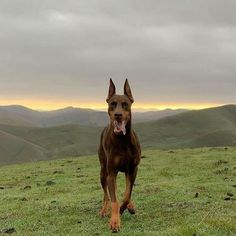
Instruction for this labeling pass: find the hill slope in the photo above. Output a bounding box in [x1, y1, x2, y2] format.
[0, 147, 235, 235]
[136, 104, 236, 149]
[0, 130, 47, 165]
[0, 124, 102, 165]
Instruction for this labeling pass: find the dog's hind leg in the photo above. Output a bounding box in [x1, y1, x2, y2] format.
[120, 168, 138, 215]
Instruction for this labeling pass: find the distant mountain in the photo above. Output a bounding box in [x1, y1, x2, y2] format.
[39, 107, 109, 127]
[136, 104, 236, 149]
[133, 109, 187, 123]
[0, 104, 235, 166]
[0, 105, 41, 126]
[0, 105, 187, 127]
[0, 105, 109, 127]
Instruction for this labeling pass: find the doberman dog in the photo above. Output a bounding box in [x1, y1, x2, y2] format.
[98, 79, 141, 232]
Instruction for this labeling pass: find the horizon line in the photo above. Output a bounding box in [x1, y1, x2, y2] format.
[0, 101, 226, 112]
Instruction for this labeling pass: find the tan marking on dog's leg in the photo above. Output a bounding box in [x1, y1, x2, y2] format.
[107, 173, 120, 232]
[110, 202, 120, 232]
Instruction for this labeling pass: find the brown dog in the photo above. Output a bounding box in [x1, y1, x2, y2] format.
[98, 79, 141, 232]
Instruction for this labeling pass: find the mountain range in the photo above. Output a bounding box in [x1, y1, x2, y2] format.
[0, 104, 235, 165]
[0, 105, 186, 127]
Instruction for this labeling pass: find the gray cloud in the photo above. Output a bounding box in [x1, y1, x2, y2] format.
[0, 0, 236, 107]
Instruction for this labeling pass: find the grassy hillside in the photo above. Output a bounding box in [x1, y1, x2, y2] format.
[0, 124, 102, 165]
[136, 104, 236, 149]
[0, 147, 235, 235]
[0, 130, 47, 165]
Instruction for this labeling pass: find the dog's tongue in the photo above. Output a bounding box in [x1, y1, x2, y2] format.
[114, 120, 126, 135]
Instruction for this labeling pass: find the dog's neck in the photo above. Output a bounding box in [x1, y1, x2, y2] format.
[124, 118, 132, 136]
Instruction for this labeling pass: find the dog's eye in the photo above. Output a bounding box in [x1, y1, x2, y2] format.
[122, 102, 128, 108]
[111, 102, 117, 107]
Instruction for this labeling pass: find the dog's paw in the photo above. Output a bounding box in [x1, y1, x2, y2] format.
[110, 216, 120, 233]
[119, 205, 126, 215]
[127, 202, 136, 214]
[99, 209, 109, 218]
[120, 202, 136, 215]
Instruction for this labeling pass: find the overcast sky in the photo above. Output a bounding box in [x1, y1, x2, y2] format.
[0, 0, 236, 110]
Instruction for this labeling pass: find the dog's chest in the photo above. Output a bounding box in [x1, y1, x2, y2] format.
[110, 148, 138, 172]
[103, 128, 140, 171]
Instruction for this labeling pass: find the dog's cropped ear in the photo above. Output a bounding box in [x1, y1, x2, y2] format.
[124, 79, 134, 103]
[106, 78, 116, 102]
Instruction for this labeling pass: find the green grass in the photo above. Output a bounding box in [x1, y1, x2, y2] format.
[0, 147, 236, 235]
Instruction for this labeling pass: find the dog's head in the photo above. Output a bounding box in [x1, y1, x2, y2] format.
[106, 79, 134, 135]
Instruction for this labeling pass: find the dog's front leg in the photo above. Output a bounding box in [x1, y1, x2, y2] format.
[107, 172, 120, 232]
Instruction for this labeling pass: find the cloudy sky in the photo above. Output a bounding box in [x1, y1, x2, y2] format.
[0, 0, 236, 110]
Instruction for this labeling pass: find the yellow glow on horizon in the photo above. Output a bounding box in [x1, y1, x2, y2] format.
[0, 99, 224, 111]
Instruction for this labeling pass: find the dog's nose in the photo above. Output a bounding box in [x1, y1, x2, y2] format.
[114, 113, 123, 119]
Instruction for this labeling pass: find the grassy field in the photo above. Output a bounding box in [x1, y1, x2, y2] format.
[0, 147, 236, 235]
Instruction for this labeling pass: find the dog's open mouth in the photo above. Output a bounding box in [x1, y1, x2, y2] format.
[114, 120, 126, 135]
